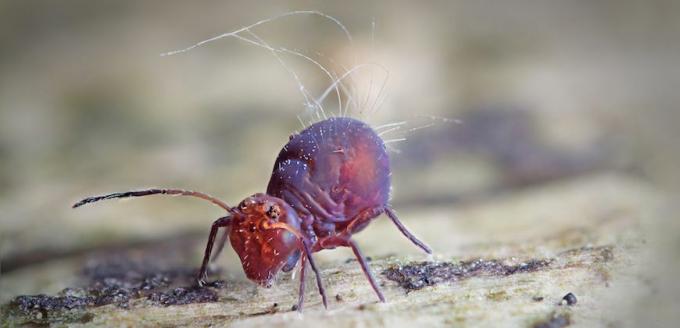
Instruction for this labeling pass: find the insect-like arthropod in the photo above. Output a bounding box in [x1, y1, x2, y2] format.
[74, 116, 431, 310]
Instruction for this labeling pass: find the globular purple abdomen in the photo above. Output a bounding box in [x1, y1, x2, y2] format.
[266, 117, 390, 236]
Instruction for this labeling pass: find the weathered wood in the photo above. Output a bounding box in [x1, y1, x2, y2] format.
[0, 174, 666, 327]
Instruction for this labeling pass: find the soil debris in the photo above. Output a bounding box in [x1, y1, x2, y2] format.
[148, 286, 218, 306]
[383, 245, 615, 292]
[345, 256, 372, 264]
[11, 293, 93, 312]
[382, 258, 552, 291]
[560, 293, 577, 306]
[6, 250, 223, 324]
[250, 303, 281, 316]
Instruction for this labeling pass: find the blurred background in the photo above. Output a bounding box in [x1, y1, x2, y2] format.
[0, 0, 678, 324]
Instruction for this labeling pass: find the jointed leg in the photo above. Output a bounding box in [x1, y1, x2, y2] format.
[286, 186, 341, 222]
[302, 240, 328, 309]
[344, 207, 384, 235]
[385, 207, 432, 254]
[210, 229, 230, 262]
[197, 216, 232, 286]
[296, 255, 307, 311]
[348, 239, 385, 302]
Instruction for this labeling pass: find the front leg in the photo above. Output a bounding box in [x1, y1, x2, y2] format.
[197, 216, 232, 286]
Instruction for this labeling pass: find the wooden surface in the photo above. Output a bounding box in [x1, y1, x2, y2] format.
[1, 173, 672, 327]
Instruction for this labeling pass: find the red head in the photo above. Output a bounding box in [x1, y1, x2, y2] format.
[228, 193, 303, 287]
[72, 188, 306, 288]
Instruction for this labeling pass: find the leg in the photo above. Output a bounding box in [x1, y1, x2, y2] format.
[344, 207, 384, 235]
[210, 228, 229, 262]
[318, 207, 382, 250]
[385, 207, 432, 254]
[72, 188, 232, 212]
[348, 239, 385, 302]
[302, 240, 328, 309]
[296, 255, 307, 311]
[286, 186, 341, 222]
[197, 216, 232, 286]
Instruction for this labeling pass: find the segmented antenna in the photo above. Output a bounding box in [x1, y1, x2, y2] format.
[72, 188, 232, 212]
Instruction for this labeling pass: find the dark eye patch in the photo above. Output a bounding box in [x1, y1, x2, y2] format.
[266, 205, 280, 220]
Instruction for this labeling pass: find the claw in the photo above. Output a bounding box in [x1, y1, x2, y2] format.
[197, 277, 208, 287]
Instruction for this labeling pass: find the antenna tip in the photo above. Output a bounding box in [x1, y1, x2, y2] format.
[72, 198, 90, 208]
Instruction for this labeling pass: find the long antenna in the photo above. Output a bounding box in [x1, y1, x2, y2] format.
[72, 188, 232, 212]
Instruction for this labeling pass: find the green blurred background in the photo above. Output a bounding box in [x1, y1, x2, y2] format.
[0, 0, 678, 293]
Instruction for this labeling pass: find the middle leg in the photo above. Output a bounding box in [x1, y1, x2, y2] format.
[296, 255, 307, 311]
[348, 239, 385, 302]
[301, 240, 328, 309]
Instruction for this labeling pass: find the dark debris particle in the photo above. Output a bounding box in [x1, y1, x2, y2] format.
[202, 280, 226, 289]
[335, 294, 343, 302]
[8, 294, 97, 325]
[382, 258, 553, 291]
[148, 286, 218, 306]
[249, 303, 281, 316]
[561, 292, 577, 306]
[533, 312, 571, 328]
[11, 294, 94, 312]
[345, 256, 372, 264]
[533, 296, 545, 302]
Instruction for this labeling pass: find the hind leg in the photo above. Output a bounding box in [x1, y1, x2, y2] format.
[339, 206, 432, 254]
[385, 207, 432, 254]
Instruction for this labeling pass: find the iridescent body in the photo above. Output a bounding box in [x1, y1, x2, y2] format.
[269, 118, 391, 245]
[73, 117, 431, 311]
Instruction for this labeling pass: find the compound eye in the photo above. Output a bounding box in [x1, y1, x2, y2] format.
[240, 198, 254, 211]
[266, 204, 281, 220]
